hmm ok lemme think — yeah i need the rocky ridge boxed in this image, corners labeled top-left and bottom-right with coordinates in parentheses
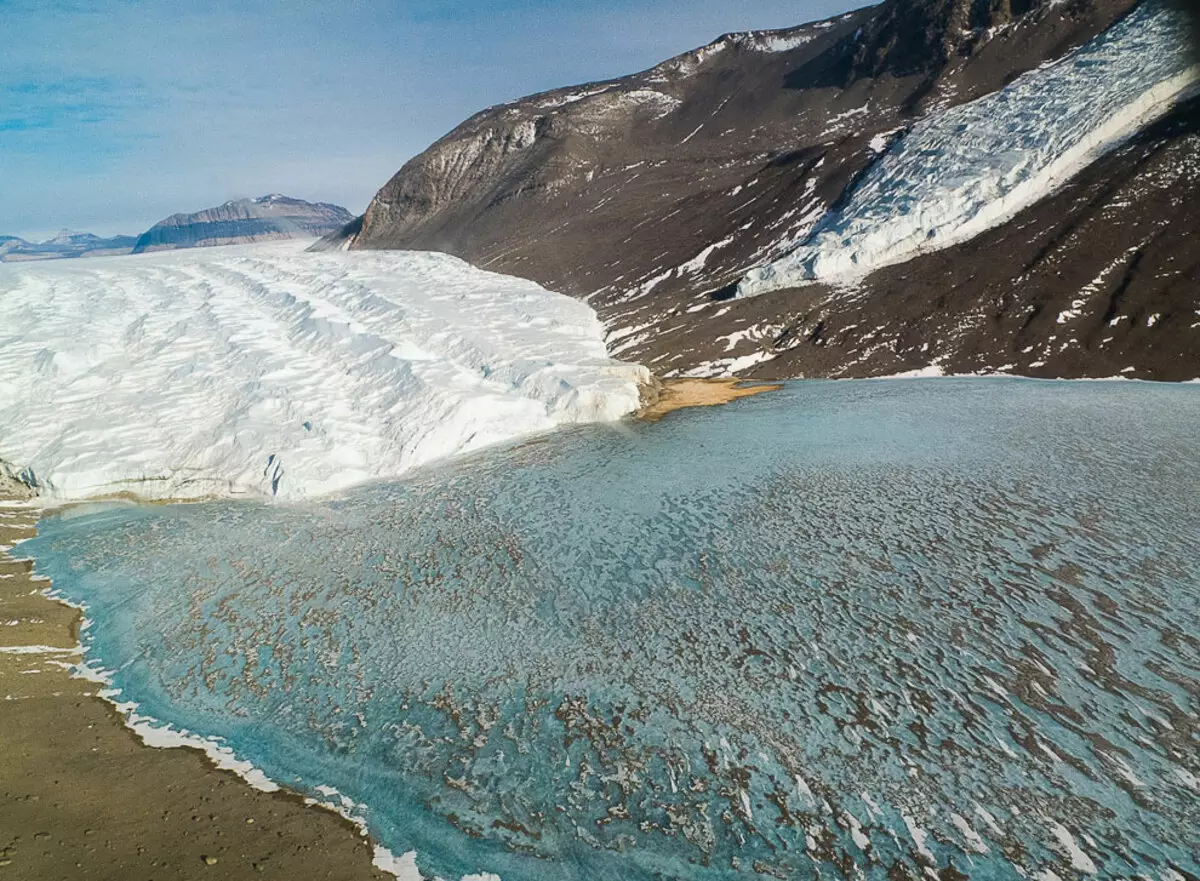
top-left (3, 196), bottom-right (354, 263)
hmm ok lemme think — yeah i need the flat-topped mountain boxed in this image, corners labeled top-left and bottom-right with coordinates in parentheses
top-left (133, 194), bottom-right (354, 253)
top-left (324, 0), bottom-right (1199, 381)
top-left (2, 196), bottom-right (354, 263)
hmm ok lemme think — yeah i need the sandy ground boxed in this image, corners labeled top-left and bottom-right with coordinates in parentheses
top-left (638, 378), bottom-right (782, 421)
top-left (0, 488), bottom-right (388, 881)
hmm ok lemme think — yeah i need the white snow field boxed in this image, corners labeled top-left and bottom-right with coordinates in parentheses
top-left (0, 242), bottom-right (649, 502)
top-left (737, 0), bottom-right (1197, 297)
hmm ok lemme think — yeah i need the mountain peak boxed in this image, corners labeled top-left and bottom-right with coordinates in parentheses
top-left (46, 229), bottom-right (90, 245)
top-left (0, 230), bottom-right (137, 262)
top-left (133, 196), bottom-right (354, 254)
top-left (3, 195), bottom-right (354, 262)
top-left (338, 0), bottom-right (1197, 381)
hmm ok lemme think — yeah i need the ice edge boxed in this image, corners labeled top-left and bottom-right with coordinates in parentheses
top-left (33, 582), bottom-right (437, 881)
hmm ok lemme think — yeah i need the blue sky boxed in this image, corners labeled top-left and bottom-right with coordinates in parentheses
top-left (0, 0), bottom-right (855, 239)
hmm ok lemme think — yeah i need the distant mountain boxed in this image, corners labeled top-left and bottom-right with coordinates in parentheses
top-left (45, 229), bottom-right (95, 246)
top-left (1, 196), bottom-right (354, 263)
top-left (0, 230), bottom-right (138, 262)
top-left (132, 195), bottom-right (354, 253)
top-left (325, 0), bottom-right (1199, 381)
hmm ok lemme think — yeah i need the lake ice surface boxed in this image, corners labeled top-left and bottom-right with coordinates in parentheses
top-left (24, 379), bottom-right (1200, 880)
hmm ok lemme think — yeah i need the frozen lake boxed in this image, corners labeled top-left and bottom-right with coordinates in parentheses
top-left (24, 378), bottom-right (1200, 881)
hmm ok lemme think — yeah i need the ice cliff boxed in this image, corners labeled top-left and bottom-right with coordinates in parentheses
top-left (0, 242), bottom-right (648, 502)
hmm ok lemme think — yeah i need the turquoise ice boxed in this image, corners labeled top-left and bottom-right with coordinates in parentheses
top-left (25, 379), bottom-right (1200, 880)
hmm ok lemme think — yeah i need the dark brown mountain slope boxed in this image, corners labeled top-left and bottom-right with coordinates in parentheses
top-left (652, 94), bottom-right (1200, 381)
top-left (323, 0), bottom-right (1199, 379)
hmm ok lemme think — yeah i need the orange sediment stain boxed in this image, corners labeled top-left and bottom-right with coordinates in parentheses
top-left (638, 378), bottom-right (782, 421)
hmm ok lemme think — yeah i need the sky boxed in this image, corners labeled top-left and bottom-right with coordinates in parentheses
top-left (0, 0), bottom-right (856, 240)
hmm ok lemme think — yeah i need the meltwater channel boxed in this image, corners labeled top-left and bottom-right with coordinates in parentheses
top-left (23, 379), bottom-right (1200, 881)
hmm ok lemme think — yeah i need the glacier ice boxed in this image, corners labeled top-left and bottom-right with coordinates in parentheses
top-left (738, 1), bottom-right (1198, 296)
top-left (0, 242), bottom-right (649, 501)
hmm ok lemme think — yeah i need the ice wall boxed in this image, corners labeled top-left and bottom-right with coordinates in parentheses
top-left (738, 1), bottom-right (1197, 296)
top-left (0, 242), bottom-right (649, 501)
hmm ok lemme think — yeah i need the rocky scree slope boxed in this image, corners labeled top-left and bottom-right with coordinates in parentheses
top-left (324, 0), bottom-right (1199, 381)
top-left (134, 194), bottom-right (354, 253)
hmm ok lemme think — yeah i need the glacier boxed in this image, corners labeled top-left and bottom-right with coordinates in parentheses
top-left (0, 242), bottom-right (649, 502)
top-left (737, 0), bottom-right (1198, 296)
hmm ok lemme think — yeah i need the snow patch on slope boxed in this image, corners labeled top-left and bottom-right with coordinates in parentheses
top-left (732, 18), bottom-right (839, 53)
top-left (538, 86), bottom-right (614, 110)
top-left (588, 89), bottom-right (681, 120)
top-left (738, 1), bottom-right (1196, 296)
top-left (0, 242), bottom-right (649, 502)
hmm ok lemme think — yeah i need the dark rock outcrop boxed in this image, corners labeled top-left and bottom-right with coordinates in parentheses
top-left (327, 0), bottom-right (1199, 380)
top-left (134, 194), bottom-right (353, 253)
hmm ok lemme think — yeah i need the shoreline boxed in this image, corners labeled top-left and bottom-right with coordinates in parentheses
top-left (0, 482), bottom-right (391, 881)
top-left (0, 376), bottom-right (778, 880)
top-left (4, 372), bottom-right (1191, 881)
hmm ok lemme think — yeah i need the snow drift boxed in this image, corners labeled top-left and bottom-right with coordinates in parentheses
top-left (0, 242), bottom-right (649, 502)
top-left (737, 1), bottom-right (1197, 296)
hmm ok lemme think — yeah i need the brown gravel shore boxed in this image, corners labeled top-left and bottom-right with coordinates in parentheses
top-left (0, 482), bottom-right (388, 881)
top-left (638, 377), bottom-right (782, 421)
